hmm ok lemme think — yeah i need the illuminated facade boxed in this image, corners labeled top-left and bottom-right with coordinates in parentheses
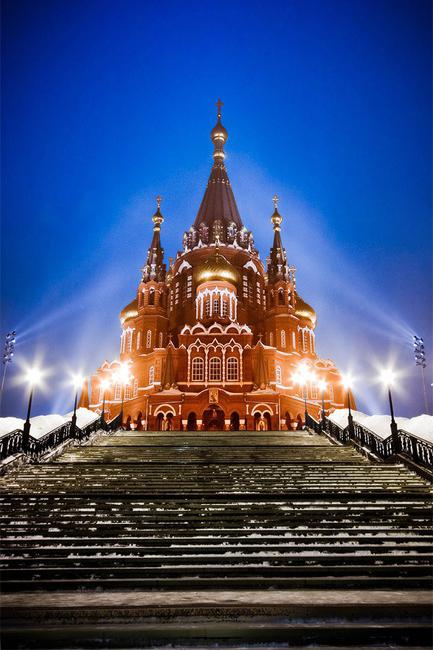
top-left (88, 103), bottom-right (347, 430)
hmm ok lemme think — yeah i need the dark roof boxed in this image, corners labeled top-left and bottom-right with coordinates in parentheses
top-left (194, 161), bottom-right (243, 229)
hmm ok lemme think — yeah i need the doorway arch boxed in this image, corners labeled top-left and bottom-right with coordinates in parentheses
top-left (230, 412), bottom-right (240, 431)
top-left (203, 405), bottom-right (225, 431)
top-left (187, 412), bottom-right (197, 431)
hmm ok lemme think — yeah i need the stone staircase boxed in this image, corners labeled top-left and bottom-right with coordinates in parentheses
top-left (1, 429), bottom-right (432, 648)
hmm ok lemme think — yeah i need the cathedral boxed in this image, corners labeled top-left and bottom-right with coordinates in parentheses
top-left (88, 102), bottom-right (347, 431)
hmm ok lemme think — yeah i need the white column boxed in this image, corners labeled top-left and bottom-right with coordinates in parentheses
top-left (205, 348), bottom-right (209, 384)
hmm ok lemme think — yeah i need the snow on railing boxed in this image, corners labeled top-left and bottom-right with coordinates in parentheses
top-left (308, 412), bottom-right (433, 470)
top-left (0, 409), bottom-right (121, 463)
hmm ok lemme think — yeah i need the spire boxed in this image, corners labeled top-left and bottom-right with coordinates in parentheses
top-left (193, 99), bottom-right (243, 233)
top-left (267, 195), bottom-right (294, 284)
top-left (141, 196), bottom-right (166, 283)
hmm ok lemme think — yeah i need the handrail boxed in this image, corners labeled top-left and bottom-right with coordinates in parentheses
top-left (0, 413), bottom-right (106, 463)
top-left (311, 414), bottom-right (432, 471)
top-left (0, 429), bottom-right (23, 461)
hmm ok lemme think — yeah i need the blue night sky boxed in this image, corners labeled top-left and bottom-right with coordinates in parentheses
top-left (1, 0), bottom-right (432, 418)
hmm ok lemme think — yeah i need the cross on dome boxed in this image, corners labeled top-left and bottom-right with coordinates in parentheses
top-left (216, 98), bottom-right (224, 119)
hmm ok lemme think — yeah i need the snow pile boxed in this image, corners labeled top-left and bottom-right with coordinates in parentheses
top-left (329, 409), bottom-right (433, 443)
top-left (64, 407), bottom-right (99, 429)
top-left (0, 408), bottom-right (99, 440)
top-left (29, 415), bottom-right (68, 439)
top-left (0, 417), bottom-right (24, 436)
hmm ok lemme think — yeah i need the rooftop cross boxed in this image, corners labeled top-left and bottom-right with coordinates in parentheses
top-left (156, 195), bottom-right (162, 210)
top-left (273, 194), bottom-right (279, 210)
top-left (216, 98), bottom-right (224, 119)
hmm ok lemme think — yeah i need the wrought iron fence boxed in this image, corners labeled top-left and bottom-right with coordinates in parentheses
top-left (308, 414), bottom-right (432, 471)
top-left (0, 429), bottom-right (23, 461)
top-left (0, 413), bottom-right (120, 463)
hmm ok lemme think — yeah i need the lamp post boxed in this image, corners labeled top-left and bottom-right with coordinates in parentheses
top-left (413, 336), bottom-right (429, 414)
top-left (317, 379), bottom-right (327, 428)
top-left (293, 363), bottom-right (310, 429)
top-left (22, 367), bottom-right (43, 452)
top-left (100, 379), bottom-right (111, 424)
top-left (341, 374), bottom-right (355, 439)
top-left (379, 368), bottom-right (399, 453)
top-left (1, 330), bottom-right (16, 414)
top-left (70, 374), bottom-right (84, 439)
top-left (114, 362), bottom-right (133, 429)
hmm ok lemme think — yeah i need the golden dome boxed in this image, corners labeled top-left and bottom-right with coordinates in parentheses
top-left (210, 119), bottom-right (228, 145)
top-left (194, 250), bottom-right (239, 286)
top-left (295, 294), bottom-right (317, 327)
top-left (119, 298), bottom-right (138, 324)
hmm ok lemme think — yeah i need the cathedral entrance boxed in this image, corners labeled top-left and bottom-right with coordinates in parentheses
top-left (202, 406), bottom-right (225, 431)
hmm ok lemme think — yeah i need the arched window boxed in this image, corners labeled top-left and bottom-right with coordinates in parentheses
top-left (213, 297), bottom-right (219, 314)
top-left (205, 300), bottom-right (211, 317)
top-left (149, 366), bottom-right (155, 385)
top-left (275, 365), bottom-right (282, 384)
top-left (159, 332), bottom-right (163, 348)
top-left (148, 289), bottom-right (155, 305)
top-left (269, 332), bottom-right (274, 347)
top-left (114, 383), bottom-right (121, 401)
top-left (98, 384), bottom-right (104, 403)
top-left (125, 383), bottom-right (132, 400)
top-left (292, 331), bottom-right (296, 350)
top-left (209, 356), bottom-right (221, 381)
top-left (281, 330), bottom-right (286, 348)
top-left (328, 383), bottom-right (334, 401)
top-left (146, 329), bottom-right (152, 348)
top-left (278, 290), bottom-right (285, 305)
top-left (226, 356), bottom-right (239, 381)
top-left (310, 383), bottom-right (318, 400)
top-left (136, 331), bottom-right (141, 350)
top-left (222, 300), bottom-right (229, 317)
top-left (133, 378), bottom-right (138, 397)
top-left (192, 357), bottom-right (204, 382)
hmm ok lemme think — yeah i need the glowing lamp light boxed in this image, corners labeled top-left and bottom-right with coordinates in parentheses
top-left (71, 373), bottom-right (85, 390)
top-left (317, 379), bottom-right (327, 393)
top-left (341, 373), bottom-right (354, 390)
top-left (25, 367), bottom-right (43, 387)
top-left (379, 368), bottom-right (396, 388)
top-left (292, 362), bottom-right (310, 386)
top-left (100, 379), bottom-right (111, 392)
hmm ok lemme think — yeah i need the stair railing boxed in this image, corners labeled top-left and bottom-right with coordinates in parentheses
top-left (0, 429), bottom-right (23, 461)
top-left (307, 414), bottom-right (432, 470)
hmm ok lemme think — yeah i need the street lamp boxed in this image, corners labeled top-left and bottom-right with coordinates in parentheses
top-left (113, 362), bottom-right (133, 428)
top-left (379, 368), bottom-right (399, 452)
top-left (317, 379), bottom-right (327, 427)
top-left (341, 373), bottom-right (355, 438)
top-left (293, 363), bottom-right (310, 428)
top-left (1, 330), bottom-right (16, 414)
top-left (22, 367), bottom-right (43, 452)
top-left (100, 379), bottom-right (111, 423)
top-left (413, 335), bottom-right (429, 414)
top-left (70, 374), bottom-right (84, 438)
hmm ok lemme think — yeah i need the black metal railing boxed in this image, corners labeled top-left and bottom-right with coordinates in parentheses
top-left (307, 414), bottom-right (432, 471)
top-left (0, 429), bottom-right (23, 461)
top-left (0, 412), bottom-right (124, 463)
top-left (398, 429), bottom-right (433, 469)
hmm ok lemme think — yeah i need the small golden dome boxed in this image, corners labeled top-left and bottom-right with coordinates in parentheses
top-left (211, 118), bottom-right (228, 145)
top-left (194, 250), bottom-right (239, 286)
top-left (120, 298), bottom-right (138, 324)
top-left (295, 295), bottom-right (317, 327)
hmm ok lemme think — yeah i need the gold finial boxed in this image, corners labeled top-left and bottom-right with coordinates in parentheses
top-left (271, 194), bottom-right (283, 231)
top-left (152, 194), bottom-right (164, 229)
top-left (216, 98), bottom-right (224, 119)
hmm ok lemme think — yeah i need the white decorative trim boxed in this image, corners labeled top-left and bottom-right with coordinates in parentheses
top-left (154, 404), bottom-right (177, 416)
top-left (251, 403), bottom-right (274, 415)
